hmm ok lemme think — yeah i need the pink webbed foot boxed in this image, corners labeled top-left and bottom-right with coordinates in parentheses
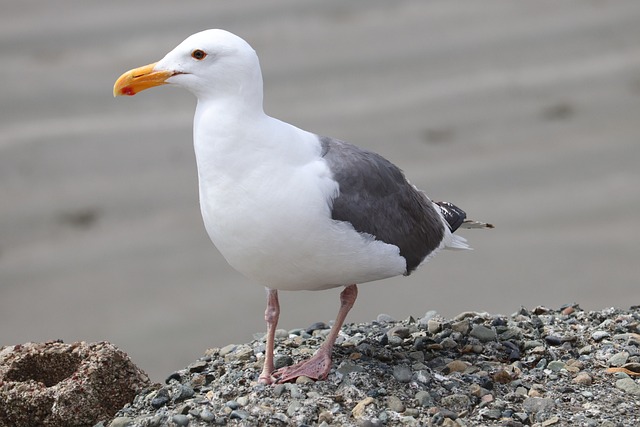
top-left (272, 349), bottom-right (333, 383)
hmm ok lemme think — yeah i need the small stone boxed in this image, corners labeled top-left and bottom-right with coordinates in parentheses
top-left (572, 372), bottom-right (592, 385)
top-left (229, 410), bottom-right (249, 420)
top-left (274, 354), bottom-right (294, 369)
top-left (578, 345), bottom-right (592, 355)
top-left (523, 340), bottom-right (544, 350)
top-left (388, 326), bottom-right (411, 339)
top-left (171, 414), bottom-right (189, 426)
top-left (318, 410), bottom-right (333, 423)
top-left (386, 395), bottom-right (405, 413)
top-left (522, 397), bottom-right (554, 414)
top-left (427, 319), bottom-right (442, 334)
top-left (272, 384), bottom-right (286, 397)
top-left (352, 396), bottom-right (375, 418)
top-left (236, 395), bottom-right (249, 406)
top-left (305, 321), bottom-right (328, 334)
top-left (287, 400), bottom-right (302, 416)
top-left (199, 409), bottom-right (215, 422)
top-left (151, 388), bottom-right (170, 409)
top-left (591, 331), bottom-right (610, 342)
top-left (480, 408), bottom-right (502, 419)
top-left (110, 417), bottom-right (134, 427)
top-left (615, 377), bottom-right (640, 396)
top-left (392, 365), bottom-right (412, 383)
top-left (444, 360), bottom-right (468, 374)
top-left (219, 344), bottom-right (236, 356)
top-left (607, 351), bottom-right (630, 367)
top-left (542, 416), bottom-right (560, 426)
top-left (440, 394), bottom-right (470, 412)
top-left (470, 325), bottom-right (495, 342)
top-left (285, 383), bottom-right (304, 399)
top-left (544, 335), bottom-right (563, 346)
top-left (414, 390), bottom-right (433, 407)
top-left (547, 361), bottom-right (566, 372)
top-left (295, 375), bottom-right (314, 384)
top-left (188, 360), bottom-right (208, 373)
top-left (175, 384), bottom-right (194, 402)
top-left (451, 320), bottom-right (470, 334)
top-left (225, 400), bottom-right (239, 410)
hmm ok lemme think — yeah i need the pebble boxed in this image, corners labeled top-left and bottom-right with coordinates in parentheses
top-left (414, 390), bottom-right (433, 407)
top-left (286, 400), bottom-right (302, 416)
top-left (109, 417), bottom-right (133, 427)
top-left (591, 331), bottom-right (610, 341)
top-left (470, 325), bottom-right (495, 342)
top-left (104, 306), bottom-right (640, 427)
top-left (274, 354), bottom-right (293, 369)
top-left (607, 351), bottom-right (629, 367)
top-left (522, 397), bottom-right (554, 414)
top-left (150, 388), bottom-right (170, 409)
top-left (199, 409), bottom-right (215, 422)
top-left (171, 414), bottom-right (189, 426)
top-left (440, 394), bottom-right (470, 412)
top-left (572, 372), bottom-right (592, 385)
top-left (615, 378), bottom-right (640, 396)
top-left (547, 361), bottom-right (566, 372)
top-left (393, 365), bottom-right (413, 383)
top-left (352, 396), bottom-right (375, 417)
top-left (386, 395), bottom-right (405, 412)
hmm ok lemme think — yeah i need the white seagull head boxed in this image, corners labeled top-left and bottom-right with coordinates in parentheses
top-left (114, 29), bottom-right (264, 107)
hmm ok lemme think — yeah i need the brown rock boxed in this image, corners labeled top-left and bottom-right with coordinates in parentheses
top-left (572, 372), bottom-right (593, 386)
top-left (0, 340), bottom-right (152, 427)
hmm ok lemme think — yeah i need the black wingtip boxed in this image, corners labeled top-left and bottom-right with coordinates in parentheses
top-left (435, 201), bottom-right (467, 232)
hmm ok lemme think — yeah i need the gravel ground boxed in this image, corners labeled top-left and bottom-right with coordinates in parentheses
top-left (108, 305), bottom-right (640, 426)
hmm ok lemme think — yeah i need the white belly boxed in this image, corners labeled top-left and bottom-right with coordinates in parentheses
top-left (198, 157), bottom-right (407, 291)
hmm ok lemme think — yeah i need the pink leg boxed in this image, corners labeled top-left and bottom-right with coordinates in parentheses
top-left (273, 284), bottom-right (358, 383)
top-left (258, 288), bottom-right (280, 384)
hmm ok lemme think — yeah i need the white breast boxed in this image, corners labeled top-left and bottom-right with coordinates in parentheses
top-left (193, 112), bottom-right (406, 291)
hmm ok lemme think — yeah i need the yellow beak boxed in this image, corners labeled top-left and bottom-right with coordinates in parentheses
top-left (113, 62), bottom-right (175, 97)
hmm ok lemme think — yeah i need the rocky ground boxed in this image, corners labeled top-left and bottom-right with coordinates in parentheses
top-left (105, 305), bottom-right (640, 427)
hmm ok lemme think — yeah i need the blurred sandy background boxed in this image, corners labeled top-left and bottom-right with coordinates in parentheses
top-left (1, 0), bottom-right (639, 382)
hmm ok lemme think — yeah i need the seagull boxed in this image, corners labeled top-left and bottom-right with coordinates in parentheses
top-left (113, 29), bottom-right (492, 384)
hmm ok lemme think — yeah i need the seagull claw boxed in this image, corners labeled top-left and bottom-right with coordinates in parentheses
top-left (272, 351), bottom-right (332, 383)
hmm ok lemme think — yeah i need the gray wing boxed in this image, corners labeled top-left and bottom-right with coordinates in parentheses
top-left (319, 136), bottom-right (445, 274)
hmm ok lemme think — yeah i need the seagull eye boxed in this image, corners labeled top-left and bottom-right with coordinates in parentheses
top-left (191, 49), bottom-right (207, 60)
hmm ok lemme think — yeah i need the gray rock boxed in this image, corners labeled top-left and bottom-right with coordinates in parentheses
top-left (547, 361), bottom-right (566, 372)
top-left (414, 391), bottom-right (433, 407)
top-left (607, 351), bottom-right (629, 367)
top-left (199, 409), bottom-right (215, 422)
top-left (392, 365), bottom-right (412, 383)
top-left (522, 397), bottom-right (555, 414)
top-left (229, 410), bottom-right (249, 420)
top-left (171, 414), bottom-right (189, 426)
top-left (440, 394), bottom-right (470, 412)
top-left (388, 325), bottom-right (411, 339)
top-left (591, 331), bottom-right (610, 341)
top-left (615, 378), bottom-right (640, 396)
top-left (274, 354), bottom-right (294, 369)
top-left (386, 395), bottom-right (405, 412)
top-left (287, 400), bottom-right (302, 416)
top-left (109, 417), bottom-right (134, 427)
top-left (470, 325), bottom-right (496, 342)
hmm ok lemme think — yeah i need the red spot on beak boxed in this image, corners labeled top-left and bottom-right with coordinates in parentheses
top-left (121, 86), bottom-right (136, 96)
